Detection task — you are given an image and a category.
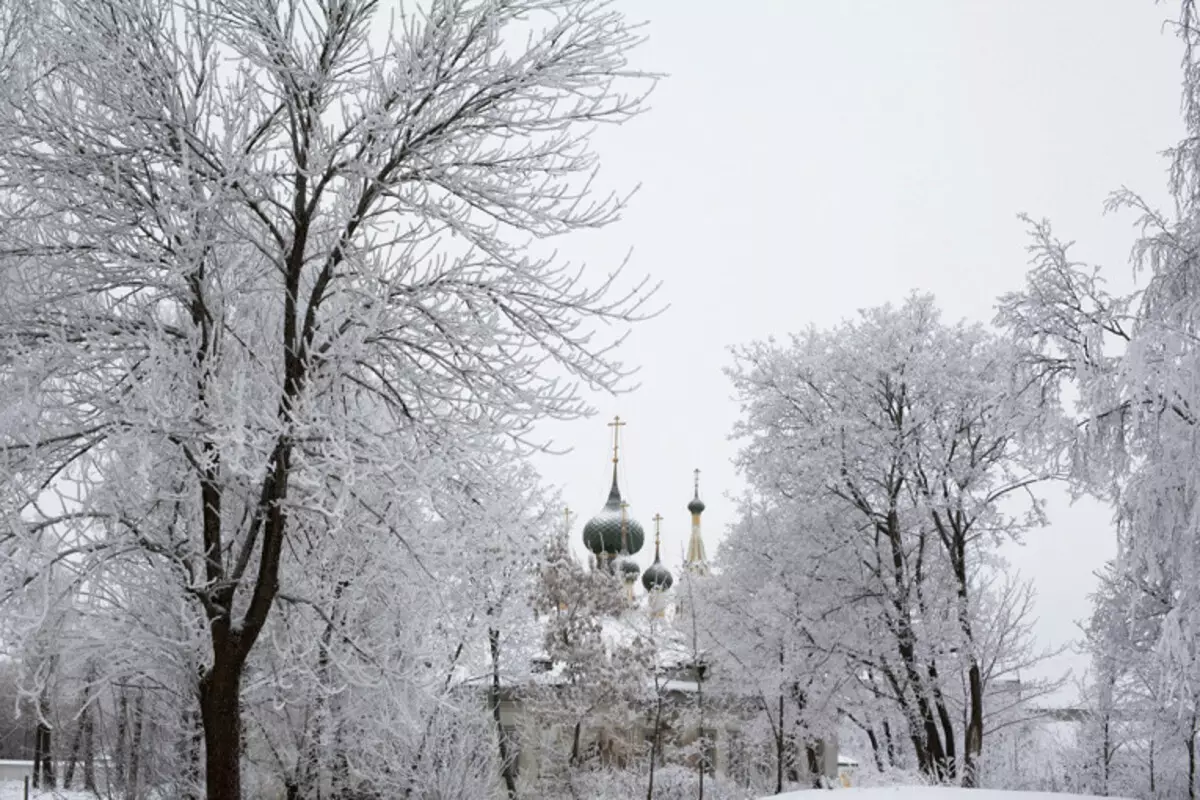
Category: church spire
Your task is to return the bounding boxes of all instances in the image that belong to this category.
[684,468,709,576]
[582,415,645,570]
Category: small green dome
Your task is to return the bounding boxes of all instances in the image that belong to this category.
[616,554,641,583]
[688,496,706,515]
[641,559,673,592]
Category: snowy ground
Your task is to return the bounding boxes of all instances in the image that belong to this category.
[0,783,95,800]
[764,789,1131,800]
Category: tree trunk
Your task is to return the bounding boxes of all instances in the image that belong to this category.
[200,659,244,800]
[961,660,984,788]
[775,693,785,794]
[82,689,95,792]
[64,714,81,788]
[805,742,822,788]
[926,662,956,780]
[127,691,145,800]
[1189,713,1197,800]
[569,720,582,766]
[1148,733,1155,796]
[488,627,518,798]
[115,691,128,792]
[647,682,663,800]
[36,688,54,789]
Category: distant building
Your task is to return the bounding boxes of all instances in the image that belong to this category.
[482,416,839,787]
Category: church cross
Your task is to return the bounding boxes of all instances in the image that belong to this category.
[608,415,626,464]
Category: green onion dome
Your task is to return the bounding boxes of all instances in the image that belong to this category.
[616,554,642,583]
[582,468,645,556]
[641,557,673,592]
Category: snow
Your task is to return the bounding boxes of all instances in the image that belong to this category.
[0,782,97,800]
[762,790,1131,800]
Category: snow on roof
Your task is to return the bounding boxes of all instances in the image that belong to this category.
[762,789,1133,800]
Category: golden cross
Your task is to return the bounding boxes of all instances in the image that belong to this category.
[693,468,701,496]
[607,415,626,464]
[653,513,663,546]
[563,506,572,530]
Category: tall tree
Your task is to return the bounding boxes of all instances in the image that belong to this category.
[0,1,654,797]
[727,294,1055,785]
[996,6,1200,797]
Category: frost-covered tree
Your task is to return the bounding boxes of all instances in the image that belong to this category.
[726,294,1058,786]
[703,503,843,793]
[522,525,654,797]
[0,0,654,797]
[996,5,1200,798]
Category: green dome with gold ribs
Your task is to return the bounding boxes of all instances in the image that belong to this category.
[581,468,645,556]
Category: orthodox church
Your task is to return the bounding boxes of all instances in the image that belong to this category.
[488,417,839,789]
[577,415,709,605]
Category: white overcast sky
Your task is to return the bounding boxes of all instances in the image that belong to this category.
[530,0,1184,691]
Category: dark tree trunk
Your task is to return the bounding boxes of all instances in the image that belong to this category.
[82,689,95,792]
[200,659,244,800]
[488,627,518,798]
[64,714,81,788]
[36,687,55,790]
[115,691,128,792]
[926,661,956,780]
[1189,713,1197,800]
[805,742,822,788]
[570,721,582,766]
[127,691,145,800]
[865,724,884,773]
[775,693,785,795]
[962,660,984,788]
[881,718,896,767]
[64,684,95,791]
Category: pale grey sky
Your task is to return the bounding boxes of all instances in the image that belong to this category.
[531,1,1184,692]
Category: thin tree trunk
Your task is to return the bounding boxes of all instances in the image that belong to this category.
[1189,713,1197,800]
[489,627,518,798]
[961,660,984,788]
[647,679,663,800]
[115,691,128,792]
[882,718,896,767]
[775,693,785,794]
[569,720,582,766]
[64,713,81,788]
[37,688,54,789]
[805,742,822,788]
[864,723,884,773]
[1148,733,1155,796]
[331,710,350,799]
[82,684,95,792]
[927,661,956,780]
[127,690,145,800]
